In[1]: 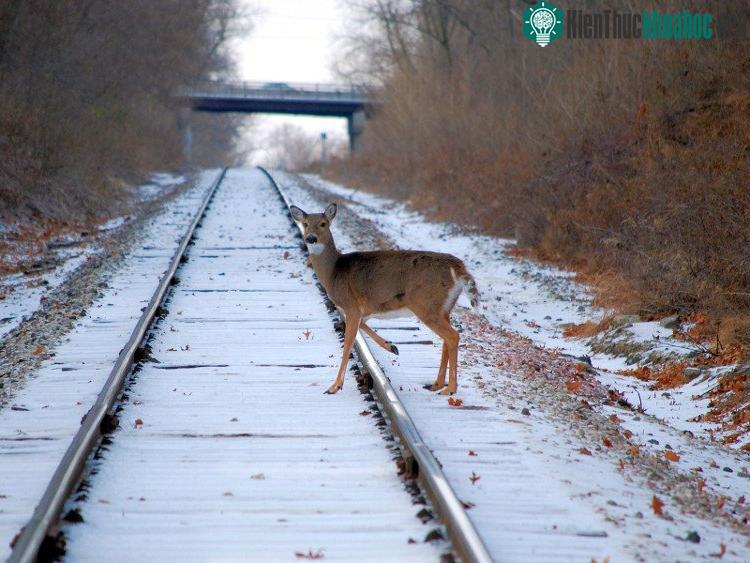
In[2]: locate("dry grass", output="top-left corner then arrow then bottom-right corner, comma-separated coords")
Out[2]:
619,363 -> 689,390
562,316 -> 614,339
335,0 -> 750,358
0,0 -> 244,224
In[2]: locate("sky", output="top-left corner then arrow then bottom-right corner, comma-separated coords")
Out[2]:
232,0 -> 350,165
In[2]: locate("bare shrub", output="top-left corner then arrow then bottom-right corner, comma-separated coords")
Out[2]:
0,0 -> 248,222
335,0 -> 750,350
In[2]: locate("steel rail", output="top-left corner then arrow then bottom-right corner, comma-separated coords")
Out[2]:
258,166 -> 493,563
9,168 -> 228,563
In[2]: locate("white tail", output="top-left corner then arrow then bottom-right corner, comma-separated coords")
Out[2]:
290,203 -> 479,395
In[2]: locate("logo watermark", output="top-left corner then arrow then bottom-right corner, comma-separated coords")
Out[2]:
524,1 -> 564,47
522,3 -> 747,47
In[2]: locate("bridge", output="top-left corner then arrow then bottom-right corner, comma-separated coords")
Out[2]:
177,81 -> 372,153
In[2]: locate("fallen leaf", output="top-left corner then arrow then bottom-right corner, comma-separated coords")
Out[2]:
709,543 -> 726,558
468,450 -> 478,457
250,473 -> 265,480
696,478 -> 706,493
564,380 -> 582,393
651,495 -> 664,516
579,447 -> 592,456
303,330 -> 312,340
665,450 -> 680,462
627,445 -> 640,457
609,414 -> 621,423
359,410 -> 371,416
32,345 -> 45,356
716,497 -> 726,509
447,397 -> 463,407
602,437 -> 613,448
469,471 -> 480,484
97,499 -> 110,504
623,429 -> 633,439
295,548 -> 324,560
738,495 -> 745,504
134,418 -> 144,428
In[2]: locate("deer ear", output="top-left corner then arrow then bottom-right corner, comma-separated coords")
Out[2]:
324,203 -> 337,221
289,205 -> 306,222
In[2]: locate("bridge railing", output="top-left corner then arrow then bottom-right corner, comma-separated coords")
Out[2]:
180,80 -> 368,103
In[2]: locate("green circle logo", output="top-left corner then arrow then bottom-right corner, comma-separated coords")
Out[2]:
523,1 -> 563,47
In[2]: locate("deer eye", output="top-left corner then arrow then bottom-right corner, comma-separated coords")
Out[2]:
320,222 -> 327,228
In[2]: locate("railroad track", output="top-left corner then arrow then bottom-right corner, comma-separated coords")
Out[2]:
7,168 -> 491,563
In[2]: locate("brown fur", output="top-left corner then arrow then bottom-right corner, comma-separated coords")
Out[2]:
290,203 -> 478,395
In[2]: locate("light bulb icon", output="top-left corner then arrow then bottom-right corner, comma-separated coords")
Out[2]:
528,3 -> 557,47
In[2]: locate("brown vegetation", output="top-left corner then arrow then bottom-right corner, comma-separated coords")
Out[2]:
334,1 -> 750,353
0,0 -> 248,224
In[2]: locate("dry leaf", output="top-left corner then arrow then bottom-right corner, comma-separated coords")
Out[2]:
627,445 -> 640,457
664,450 -> 680,462
651,495 -> 664,516
359,410 -> 371,416
468,450 -> 478,457
564,380 -> 582,393
303,330 -> 312,340
134,418 -> 144,428
32,345 -> 45,356
579,447 -> 592,456
469,471 -> 480,484
709,543 -> 726,558
602,437 -> 613,448
295,548 -> 324,560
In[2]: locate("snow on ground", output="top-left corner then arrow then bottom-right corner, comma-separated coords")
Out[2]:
0,252 -> 93,341
0,170 -> 219,560
295,173 -> 731,442
138,172 -> 186,202
0,172 -> 186,342
62,168 -> 444,562
277,171 -> 750,562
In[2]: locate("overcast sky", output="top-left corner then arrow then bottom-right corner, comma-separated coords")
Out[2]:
232,0 -> 350,164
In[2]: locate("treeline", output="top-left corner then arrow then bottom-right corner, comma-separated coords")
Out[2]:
337,0 -> 750,350
0,0 -> 247,221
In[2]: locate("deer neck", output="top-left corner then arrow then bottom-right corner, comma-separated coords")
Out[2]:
310,238 -> 339,289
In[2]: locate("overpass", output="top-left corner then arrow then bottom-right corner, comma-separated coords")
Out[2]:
177,81 -> 372,153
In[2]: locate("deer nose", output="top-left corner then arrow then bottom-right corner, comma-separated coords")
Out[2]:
305,234 -> 318,244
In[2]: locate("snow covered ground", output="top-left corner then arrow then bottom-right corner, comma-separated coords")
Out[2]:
61,168 -> 444,562
2,166 -> 748,562
0,171 -> 217,560
277,171 -> 750,562
0,172 -> 186,342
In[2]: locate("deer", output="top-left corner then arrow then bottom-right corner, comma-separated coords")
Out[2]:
289,203 -> 479,396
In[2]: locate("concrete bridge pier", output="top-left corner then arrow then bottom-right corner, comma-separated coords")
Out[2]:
178,108 -> 193,171
347,110 -> 365,153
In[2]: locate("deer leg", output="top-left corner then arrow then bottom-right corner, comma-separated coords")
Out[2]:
440,329 -> 460,395
417,313 -> 460,394
360,321 -> 399,355
423,342 -> 448,391
326,310 -> 361,394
